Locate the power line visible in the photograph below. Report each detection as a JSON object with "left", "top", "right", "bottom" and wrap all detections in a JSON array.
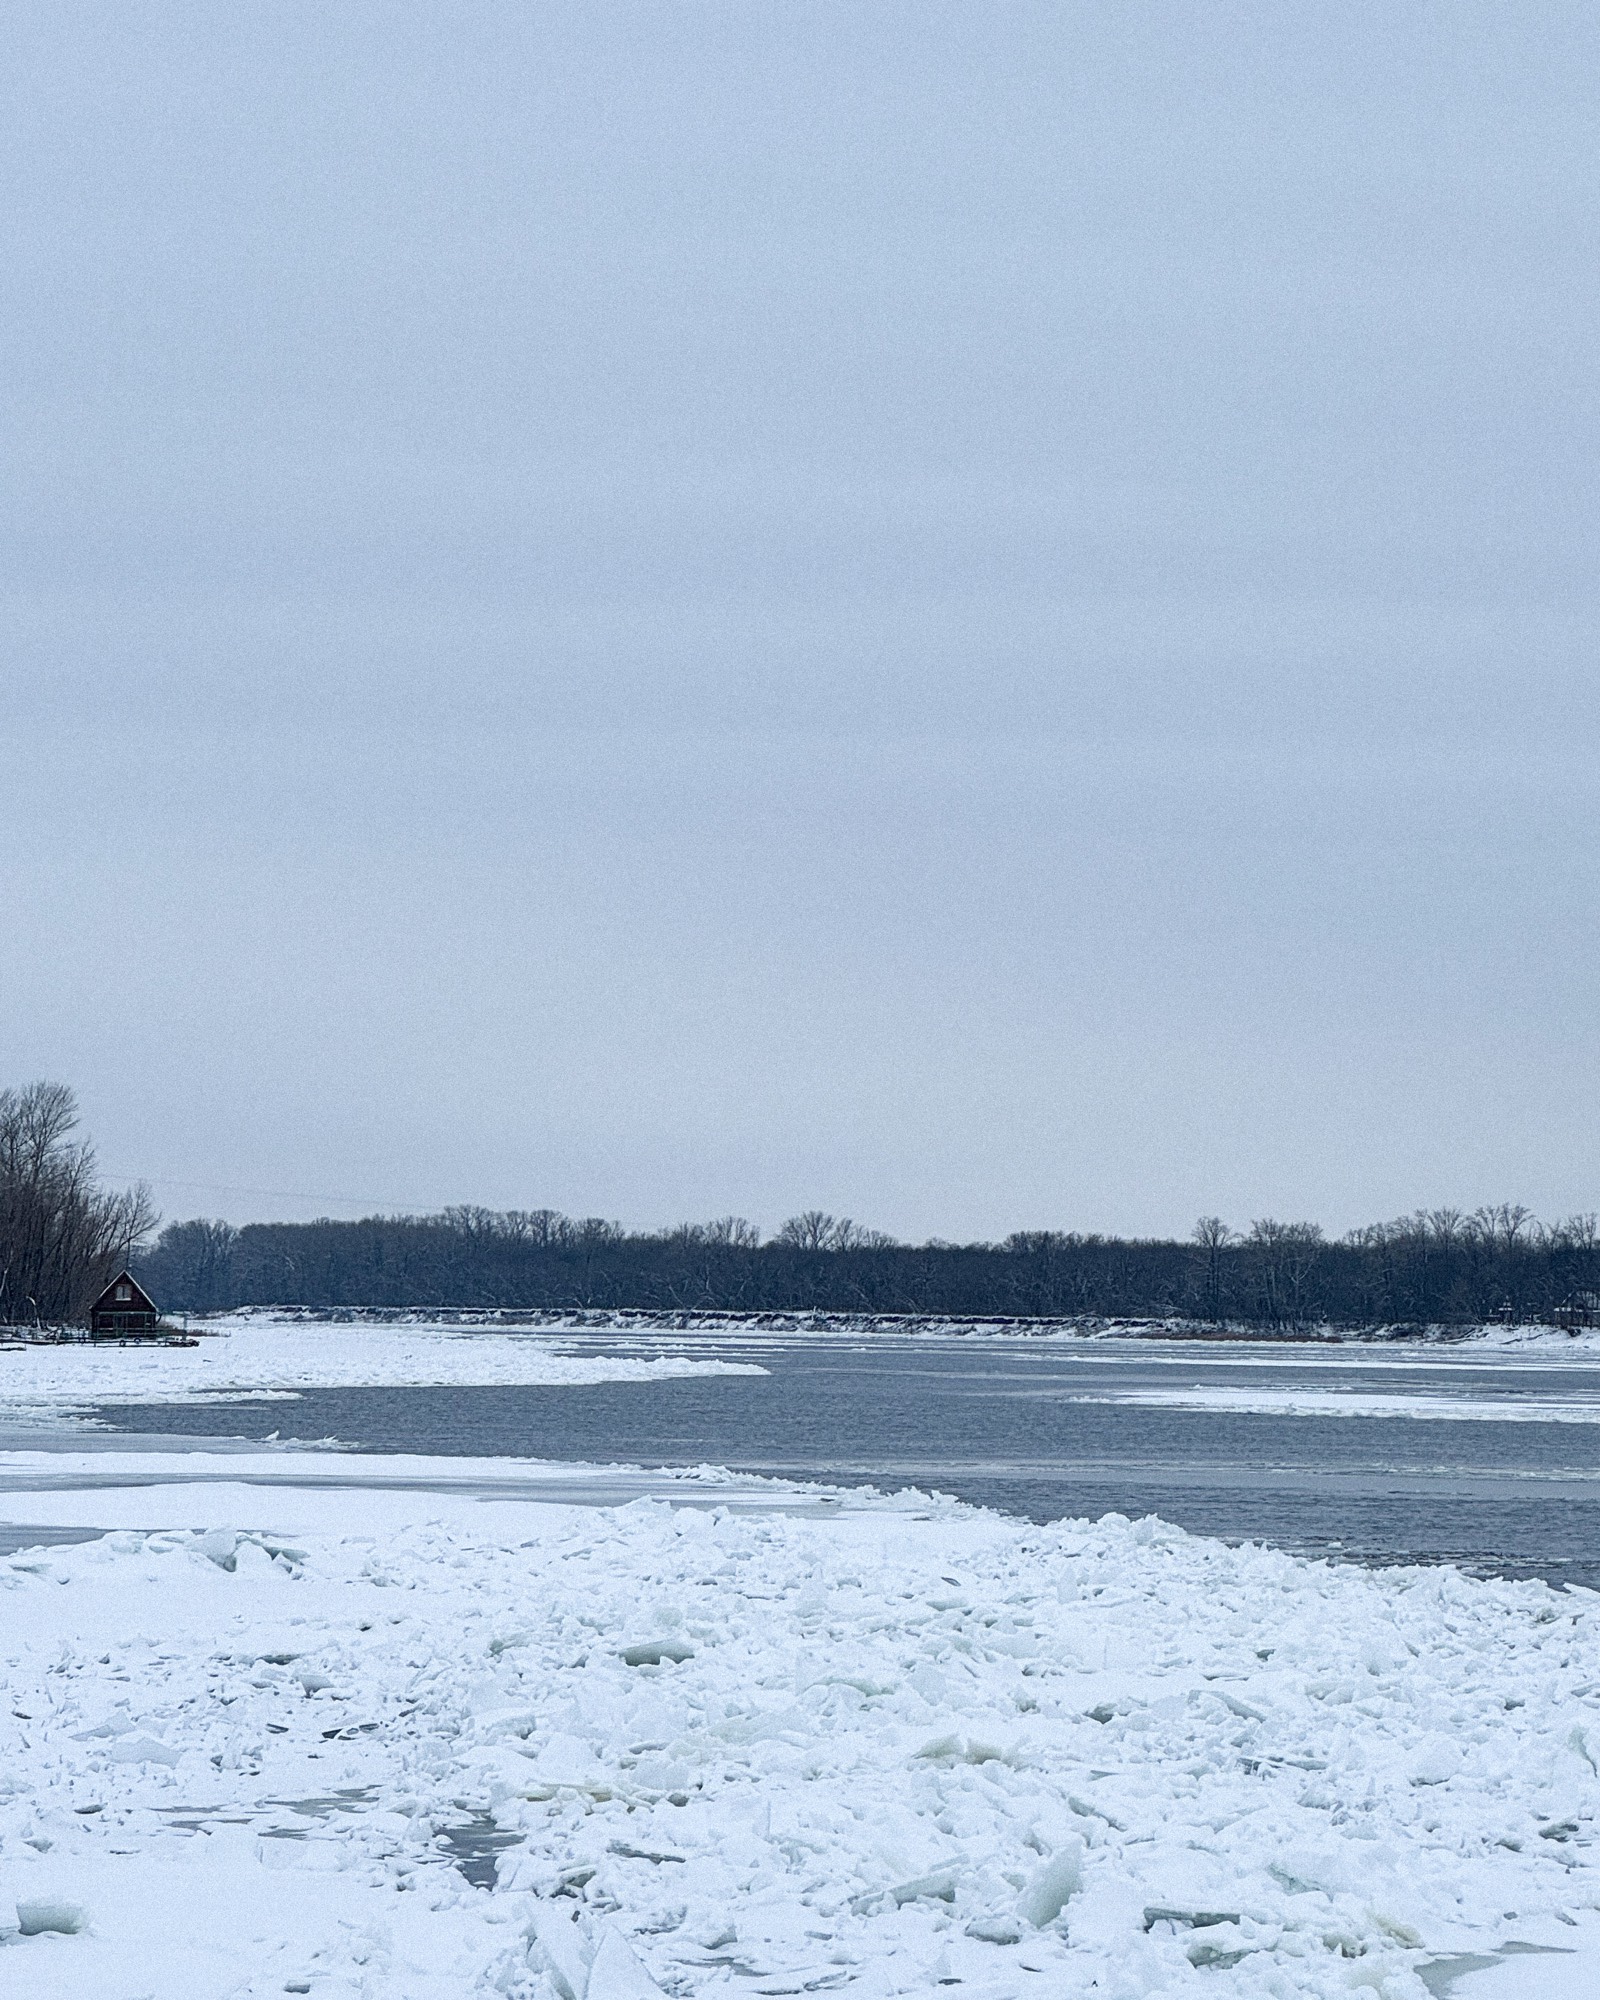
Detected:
[{"left": 99, "top": 1170, "right": 455, "bottom": 1213}]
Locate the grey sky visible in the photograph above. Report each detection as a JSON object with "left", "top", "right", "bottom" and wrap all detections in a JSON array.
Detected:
[{"left": 3, "top": 4, "right": 1595, "bottom": 1239}]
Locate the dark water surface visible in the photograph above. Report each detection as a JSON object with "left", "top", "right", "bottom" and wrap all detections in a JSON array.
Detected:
[
  {"left": 0, "top": 1524, "right": 104, "bottom": 1556},
  {"left": 98, "top": 1335, "right": 1600, "bottom": 1590}
]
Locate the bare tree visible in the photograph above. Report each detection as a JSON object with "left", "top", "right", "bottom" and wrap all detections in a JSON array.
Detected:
[
  {"left": 515, "top": 1210, "right": 572, "bottom": 1250},
  {"left": 1427, "top": 1208, "right": 1465, "bottom": 1251},
  {"left": 778, "top": 1211, "right": 842, "bottom": 1252},
  {"left": 441, "top": 1204, "right": 501, "bottom": 1241},
  {"left": 1469, "top": 1204, "right": 1536, "bottom": 1253},
  {"left": 1192, "top": 1217, "right": 1233, "bottom": 1321},
  {"left": 0, "top": 1082, "right": 156, "bottom": 1326},
  {"left": 703, "top": 1216, "right": 761, "bottom": 1249},
  {"left": 1247, "top": 1218, "right": 1325, "bottom": 1326}
]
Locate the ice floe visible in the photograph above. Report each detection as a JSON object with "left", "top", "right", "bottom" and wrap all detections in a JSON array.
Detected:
[
  {"left": 1060, "top": 1385, "right": 1600, "bottom": 1424},
  {"left": 0, "top": 1313, "right": 765, "bottom": 1426}
]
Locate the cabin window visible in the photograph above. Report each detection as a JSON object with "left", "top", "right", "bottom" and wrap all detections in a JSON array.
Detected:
[{"left": 116, "top": 1284, "right": 131, "bottom": 1300}]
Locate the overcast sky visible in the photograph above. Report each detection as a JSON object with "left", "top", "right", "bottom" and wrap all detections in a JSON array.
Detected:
[{"left": 2, "top": 4, "right": 1595, "bottom": 1240}]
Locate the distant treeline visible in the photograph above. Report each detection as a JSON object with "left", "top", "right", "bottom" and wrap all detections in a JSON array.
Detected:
[{"left": 136, "top": 1204, "right": 1600, "bottom": 1329}]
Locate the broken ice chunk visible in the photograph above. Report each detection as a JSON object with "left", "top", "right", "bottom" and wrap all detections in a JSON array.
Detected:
[
  {"left": 586, "top": 1929, "right": 666, "bottom": 1997},
  {"left": 1408, "top": 1735, "right": 1463, "bottom": 1786},
  {"left": 528, "top": 1731, "right": 604, "bottom": 1786},
  {"left": 17, "top": 1897, "right": 89, "bottom": 1936},
  {"left": 966, "top": 1916, "right": 1023, "bottom": 1945},
  {"left": 529, "top": 1909, "right": 665, "bottom": 2000},
  {"left": 1016, "top": 1839, "right": 1083, "bottom": 1928},
  {"left": 620, "top": 1640, "right": 694, "bottom": 1667},
  {"left": 914, "top": 1733, "right": 1009, "bottom": 1767},
  {"left": 529, "top": 1905, "right": 590, "bottom": 2000},
  {"left": 106, "top": 1735, "right": 182, "bottom": 1766},
  {"left": 890, "top": 1870, "right": 958, "bottom": 1906}
]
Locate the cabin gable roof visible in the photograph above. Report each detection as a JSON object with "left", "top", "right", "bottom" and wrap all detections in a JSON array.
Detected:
[{"left": 90, "top": 1270, "right": 159, "bottom": 1318}]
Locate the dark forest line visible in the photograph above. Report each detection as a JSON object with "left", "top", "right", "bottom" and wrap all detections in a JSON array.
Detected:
[{"left": 135, "top": 1203, "right": 1600, "bottom": 1330}]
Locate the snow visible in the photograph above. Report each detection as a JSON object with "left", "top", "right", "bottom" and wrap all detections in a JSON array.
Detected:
[
  {"left": 0, "top": 1447, "right": 861, "bottom": 1532},
  {"left": 1465, "top": 1323, "right": 1600, "bottom": 1356},
  {"left": 1061, "top": 1384, "right": 1600, "bottom": 1423},
  {"left": 4, "top": 1451, "right": 1600, "bottom": 1996},
  {"left": 0, "top": 1313, "right": 765, "bottom": 1424},
  {"left": 325, "top": 1310, "right": 1600, "bottom": 1356},
  {"left": 1451, "top": 1934, "right": 1600, "bottom": 1997}
]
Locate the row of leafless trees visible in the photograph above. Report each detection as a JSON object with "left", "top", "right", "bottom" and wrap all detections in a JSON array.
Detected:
[
  {"left": 0, "top": 1083, "right": 155, "bottom": 1326},
  {"left": 136, "top": 1200, "right": 1600, "bottom": 1326}
]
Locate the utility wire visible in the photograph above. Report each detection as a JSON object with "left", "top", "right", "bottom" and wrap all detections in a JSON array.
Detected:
[{"left": 98, "top": 1170, "right": 457, "bottom": 1214}]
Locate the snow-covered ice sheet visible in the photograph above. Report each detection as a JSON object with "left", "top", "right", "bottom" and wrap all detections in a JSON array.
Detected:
[
  {"left": 0, "top": 1314, "right": 765, "bottom": 1424},
  {"left": 502, "top": 1314, "right": 1600, "bottom": 1358},
  {"left": 1445, "top": 1924, "right": 1600, "bottom": 1998},
  {"left": 3, "top": 1465, "right": 1600, "bottom": 1997},
  {"left": 1462, "top": 1323, "right": 1600, "bottom": 1357},
  {"left": 1061, "top": 1385, "right": 1600, "bottom": 1424},
  {"left": 0, "top": 1447, "right": 857, "bottom": 1525}
]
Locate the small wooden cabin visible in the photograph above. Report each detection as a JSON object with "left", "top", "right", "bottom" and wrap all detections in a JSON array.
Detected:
[{"left": 89, "top": 1270, "right": 160, "bottom": 1340}]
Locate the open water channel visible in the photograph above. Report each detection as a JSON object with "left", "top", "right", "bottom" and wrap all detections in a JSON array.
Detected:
[{"left": 94, "top": 1331, "right": 1600, "bottom": 1592}]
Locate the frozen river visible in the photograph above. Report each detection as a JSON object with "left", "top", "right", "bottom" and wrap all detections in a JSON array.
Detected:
[
  {"left": 92, "top": 1331, "right": 1600, "bottom": 1591},
  {"left": 5, "top": 1322, "right": 1600, "bottom": 1995}
]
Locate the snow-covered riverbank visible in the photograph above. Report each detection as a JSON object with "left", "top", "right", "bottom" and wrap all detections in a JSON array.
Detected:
[
  {"left": 98, "top": 1304, "right": 1600, "bottom": 1353},
  {"left": 2, "top": 1451, "right": 1599, "bottom": 1998},
  {"left": 0, "top": 1316, "right": 765, "bottom": 1426}
]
